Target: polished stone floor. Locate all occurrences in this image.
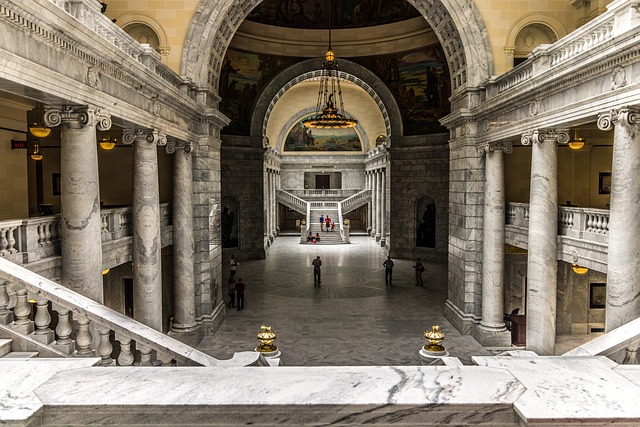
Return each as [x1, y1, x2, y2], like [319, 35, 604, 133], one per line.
[197, 236, 595, 366]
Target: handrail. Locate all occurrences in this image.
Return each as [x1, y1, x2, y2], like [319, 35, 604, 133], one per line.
[564, 316, 640, 364]
[0, 256, 265, 367]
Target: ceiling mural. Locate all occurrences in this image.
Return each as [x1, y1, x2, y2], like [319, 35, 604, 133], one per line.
[220, 44, 450, 137]
[246, 0, 421, 29]
[284, 116, 362, 152]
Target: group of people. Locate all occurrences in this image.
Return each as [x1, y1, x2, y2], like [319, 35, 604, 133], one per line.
[309, 255, 426, 287]
[318, 214, 336, 232]
[227, 255, 245, 310]
[307, 232, 322, 243]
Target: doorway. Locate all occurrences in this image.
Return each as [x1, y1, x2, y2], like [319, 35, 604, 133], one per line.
[316, 175, 330, 189]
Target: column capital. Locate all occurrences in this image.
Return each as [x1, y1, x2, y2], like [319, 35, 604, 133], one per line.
[521, 129, 570, 146]
[477, 142, 513, 156]
[166, 139, 193, 154]
[597, 107, 639, 131]
[44, 105, 111, 130]
[122, 129, 167, 146]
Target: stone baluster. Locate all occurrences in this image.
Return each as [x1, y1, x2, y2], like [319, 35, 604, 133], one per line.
[11, 288, 34, 334]
[138, 344, 153, 366]
[45, 105, 111, 304]
[75, 314, 94, 355]
[0, 280, 13, 324]
[474, 142, 512, 346]
[53, 308, 75, 354]
[123, 128, 165, 332]
[0, 228, 8, 255]
[166, 140, 198, 334]
[521, 129, 569, 355]
[157, 351, 175, 366]
[32, 297, 54, 344]
[597, 108, 640, 338]
[97, 326, 114, 365]
[116, 334, 135, 366]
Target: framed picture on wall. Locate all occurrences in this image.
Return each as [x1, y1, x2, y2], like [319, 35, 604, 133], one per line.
[599, 172, 611, 194]
[590, 283, 606, 309]
[52, 173, 61, 196]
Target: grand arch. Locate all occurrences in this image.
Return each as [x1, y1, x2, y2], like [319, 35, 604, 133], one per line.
[181, 0, 493, 98]
[249, 59, 403, 140]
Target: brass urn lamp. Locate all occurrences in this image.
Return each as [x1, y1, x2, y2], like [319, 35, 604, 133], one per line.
[256, 325, 277, 353]
[423, 325, 445, 352]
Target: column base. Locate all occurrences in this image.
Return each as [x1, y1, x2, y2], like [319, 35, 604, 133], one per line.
[32, 330, 56, 345]
[11, 321, 34, 335]
[0, 311, 13, 325]
[471, 323, 511, 347]
[375, 233, 381, 242]
[168, 324, 204, 348]
[444, 299, 478, 335]
[419, 347, 449, 365]
[52, 340, 75, 355]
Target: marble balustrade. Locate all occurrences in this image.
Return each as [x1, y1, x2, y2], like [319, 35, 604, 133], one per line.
[340, 188, 371, 214]
[287, 189, 360, 198]
[0, 257, 265, 367]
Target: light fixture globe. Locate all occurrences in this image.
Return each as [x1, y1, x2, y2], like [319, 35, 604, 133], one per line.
[30, 144, 43, 161]
[572, 263, 588, 275]
[569, 129, 586, 150]
[27, 102, 51, 138]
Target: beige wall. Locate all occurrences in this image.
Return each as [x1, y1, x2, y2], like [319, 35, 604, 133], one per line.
[0, 100, 30, 220]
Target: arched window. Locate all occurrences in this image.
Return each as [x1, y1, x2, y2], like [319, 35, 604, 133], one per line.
[416, 195, 436, 248]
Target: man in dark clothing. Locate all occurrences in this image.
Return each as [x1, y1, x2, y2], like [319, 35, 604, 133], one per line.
[319, 214, 324, 231]
[383, 256, 394, 285]
[413, 258, 425, 286]
[235, 278, 246, 310]
[312, 256, 322, 287]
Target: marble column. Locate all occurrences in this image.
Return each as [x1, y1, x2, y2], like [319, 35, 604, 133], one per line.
[379, 169, 386, 246]
[367, 172, 372, 235]
[123, 129, 166, 331]
[597, 108, 640, 332]
[267, 170, 273, 241]
[375, 169, 383, 241]
[167, 140, 197, 332]
[371, 171, 378, 237]
[44, 106, 111, 303]
[521, 129, 569, 355]
[473, 142, 512, 346]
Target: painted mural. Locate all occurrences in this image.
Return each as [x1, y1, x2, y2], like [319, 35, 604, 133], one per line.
[220, 50, 298, 135]
[353, 45, 450, 135]
[220, 45, 450, 137]
[246, 0, 421, 29]
[284, 118, 362, 152]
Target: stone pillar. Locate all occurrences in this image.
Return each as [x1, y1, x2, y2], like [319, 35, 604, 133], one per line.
[473, 142, 512, 346]
[366, 172, 372, 235]
[371, 170, 378, 237]
[597, 108, 640, 331]
[379, 169, 386, 246]
[521, 129, 569, 355]
[276, 171, 281, 234]
[271, 170, 276, 238]
[167, 140, 197, 333]
[376, 169, 383, 241]
[44, 106, 111, 303]
[123, 129, 166, 331]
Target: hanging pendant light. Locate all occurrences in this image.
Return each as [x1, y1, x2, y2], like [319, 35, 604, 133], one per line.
[569, 128, 585, 150]
[27, 102, 51, 138]
[302, 0, 357, 130]
[30, 144, 43, 161]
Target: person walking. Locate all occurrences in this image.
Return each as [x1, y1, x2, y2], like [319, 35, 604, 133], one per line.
[319, 214, 324, 231]
[413, 258, 425, 286]
[312, 255, 322, 287]
[230, 255, 238, 281]
[235, 278, 246, 310]
[227, 279, 236, 308]
[383, 255, 394, 285]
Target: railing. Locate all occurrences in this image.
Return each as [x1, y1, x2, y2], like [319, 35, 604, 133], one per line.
[564, 316, 640, 365]
[276, 190, 307, 215]
[507, 202, 609, 243]
[0, 257, 265, 367]
[309, 201, 338, 210]
[0, 204, 171, 265]
[340, 189, 371, 215]
[287, 189, 360, 199]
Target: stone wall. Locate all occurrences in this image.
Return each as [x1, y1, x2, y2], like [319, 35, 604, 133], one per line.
[387, 134, 449, 262]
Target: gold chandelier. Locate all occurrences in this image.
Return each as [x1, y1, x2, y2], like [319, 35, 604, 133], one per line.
[302, 1, 357, 130]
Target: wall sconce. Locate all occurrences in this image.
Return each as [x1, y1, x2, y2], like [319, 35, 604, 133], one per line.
[568, 129, 586, 150]
[30, 144, 43, 161]
[27, 102, 51, 138]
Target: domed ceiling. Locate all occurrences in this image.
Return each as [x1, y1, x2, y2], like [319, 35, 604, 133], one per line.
[246, 0, 422, 30]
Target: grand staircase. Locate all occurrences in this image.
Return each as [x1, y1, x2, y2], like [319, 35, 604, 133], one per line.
[306, 210, 342, 245]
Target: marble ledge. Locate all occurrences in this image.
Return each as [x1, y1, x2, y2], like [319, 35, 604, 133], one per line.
[472, 355, 640, 424]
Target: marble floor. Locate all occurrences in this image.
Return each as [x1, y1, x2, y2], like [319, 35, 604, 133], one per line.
[197, 236, 595, 366]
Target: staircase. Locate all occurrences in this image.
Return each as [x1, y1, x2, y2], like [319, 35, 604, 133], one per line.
[0, 338, 39, 359]
[306, 212, 343, 245]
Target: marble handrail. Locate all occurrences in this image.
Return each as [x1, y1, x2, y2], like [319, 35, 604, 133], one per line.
[340, 189, 371, 214]
[275, 190, 307, 215]
[0, 204, 172, 265]
[287, 189, 360, 198]
[0, 257, 265, 367]
[563, 316, 640, 364]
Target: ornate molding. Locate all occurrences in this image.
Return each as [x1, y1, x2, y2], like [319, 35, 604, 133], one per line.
[477, 142, 513, 156]
[43, 106, 111, 130]
[521, 129, 570, 145]
[166, 139, 193, 154]
[122, 129, 167, 146]
[611, 65, 627, 90]
[597, 107, 639, 131]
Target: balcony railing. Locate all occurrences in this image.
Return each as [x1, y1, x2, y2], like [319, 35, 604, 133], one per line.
[0, 204, 171, 266]
[287, 189, 360, 199]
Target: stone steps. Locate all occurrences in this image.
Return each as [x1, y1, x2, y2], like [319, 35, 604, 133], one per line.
[0, 338, 39, 359]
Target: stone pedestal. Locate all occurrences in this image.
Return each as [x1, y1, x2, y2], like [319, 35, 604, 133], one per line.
[419, 347, 449, 365]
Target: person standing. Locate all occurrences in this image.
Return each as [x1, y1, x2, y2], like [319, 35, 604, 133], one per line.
[383, 255, 394, 285]
[312, 255, 322, 287]
[235, 278, 246, 310]
[413, 258, 425, 286]
[227, 279, 236, 308]
[230, 255, 238, 281]
[319, 214, 324, 231]
[325, 215, 331, 232]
